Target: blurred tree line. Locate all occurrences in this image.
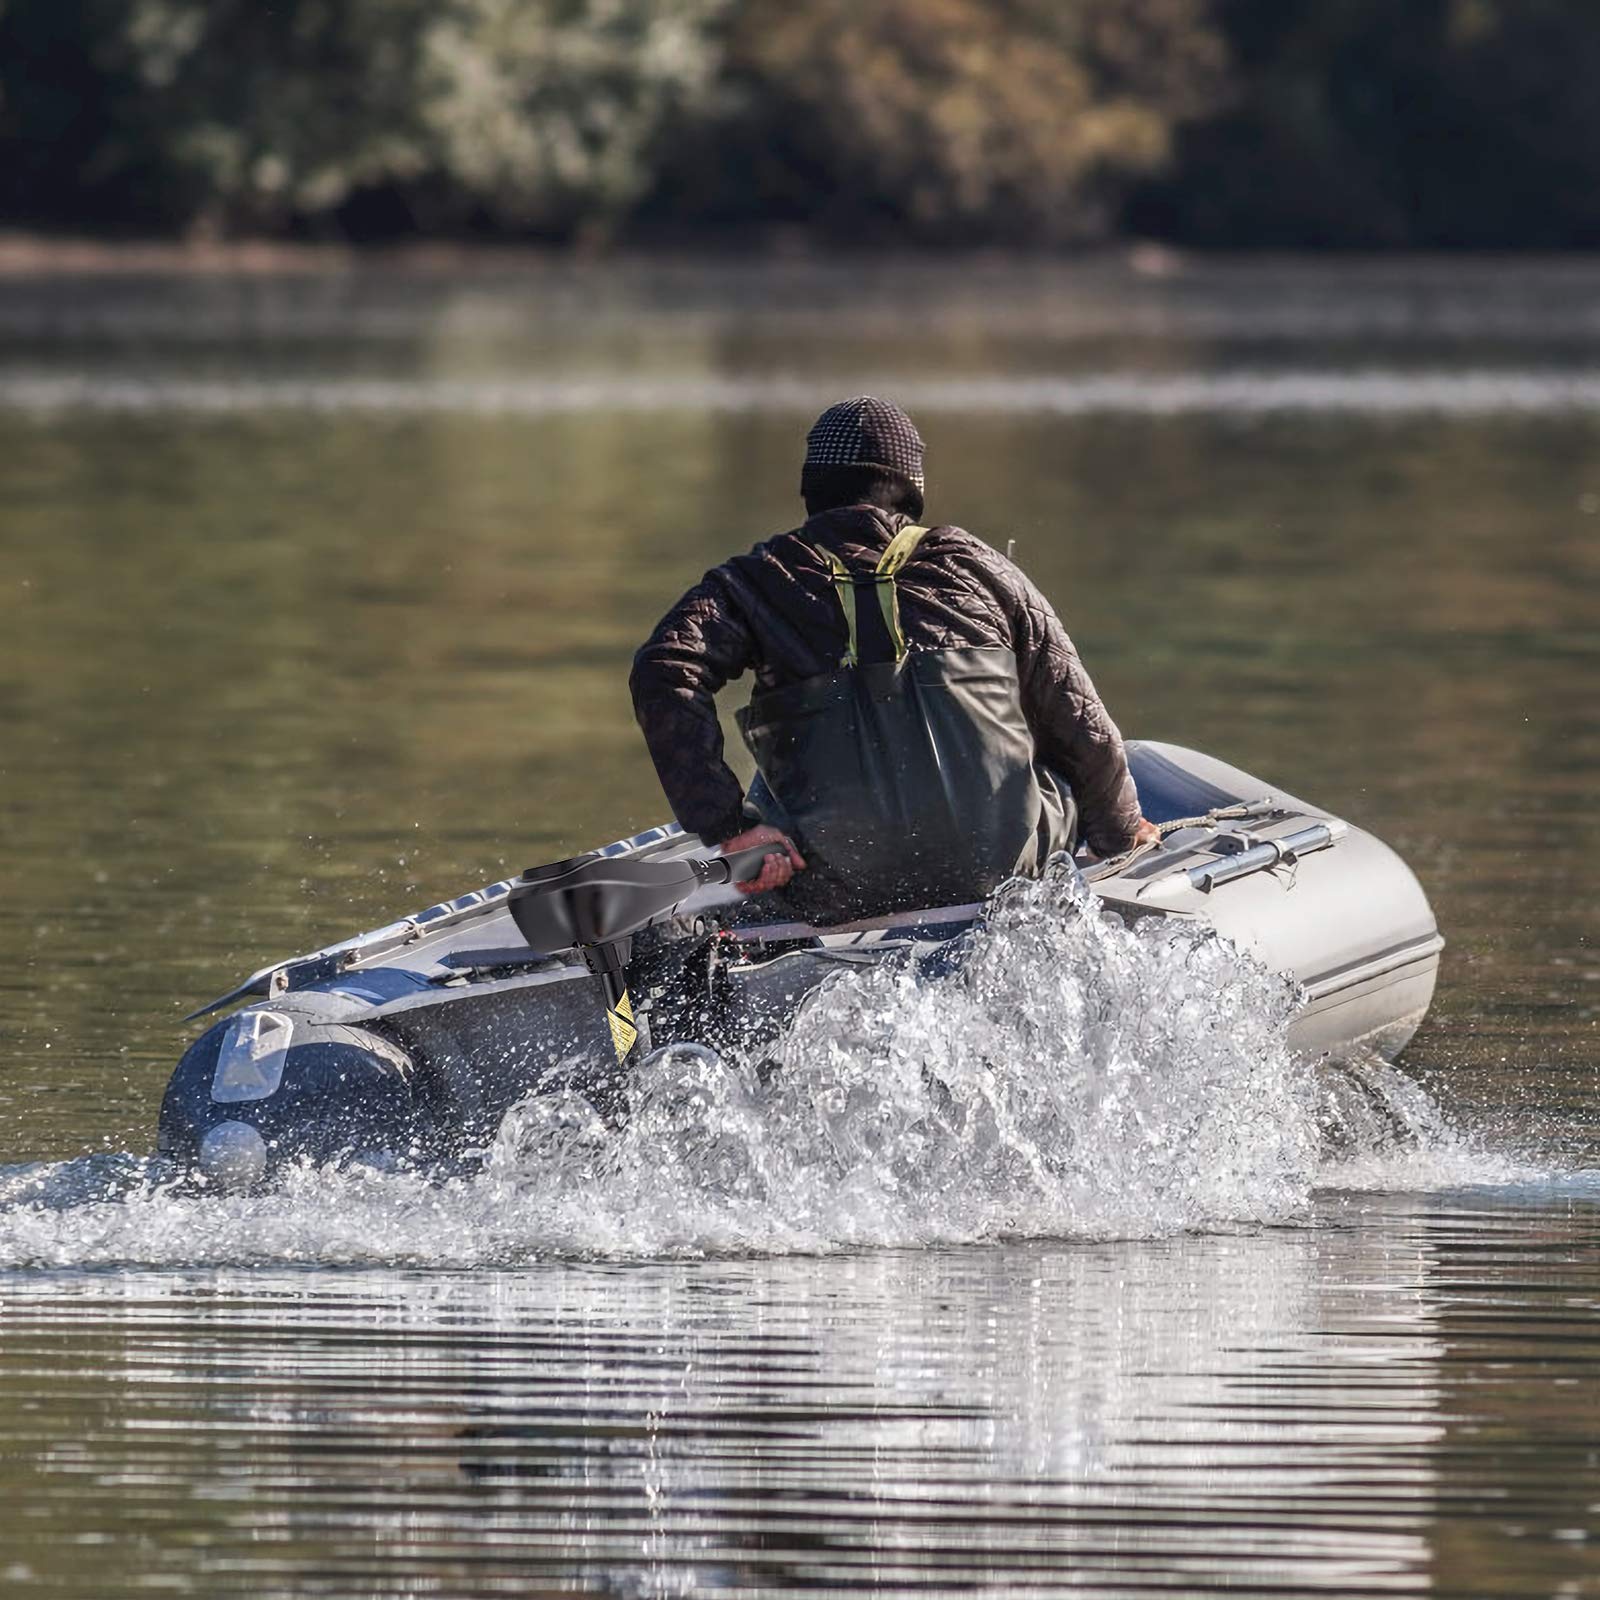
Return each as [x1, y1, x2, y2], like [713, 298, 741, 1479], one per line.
[2, 0, 1598, 249]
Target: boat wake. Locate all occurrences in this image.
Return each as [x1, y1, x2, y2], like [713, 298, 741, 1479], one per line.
[0, 868, 1497, 1269]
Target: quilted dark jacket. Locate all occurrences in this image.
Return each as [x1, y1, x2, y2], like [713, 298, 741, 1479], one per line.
[629, 505, 1143, 856]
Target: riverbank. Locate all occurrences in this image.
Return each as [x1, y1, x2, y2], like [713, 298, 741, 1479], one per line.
[12, 231, 1600, 285]
[0, 230, 1210, 279]
[0, 232, 561, 277]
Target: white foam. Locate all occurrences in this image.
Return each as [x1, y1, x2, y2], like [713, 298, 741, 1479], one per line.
[0, 867, 1486, 1269]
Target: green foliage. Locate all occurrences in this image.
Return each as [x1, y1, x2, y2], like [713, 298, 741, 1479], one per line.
[1, 0, 730, 238]
[0, 0, 440, 232]
[2, 0, 1600, 246]
[0, 0, 169, 228]
[418, 0, 732, 237]
[120, 0, 437, 231]
[650, 0, 1226, 242]
[1134, 0, 1600, 247]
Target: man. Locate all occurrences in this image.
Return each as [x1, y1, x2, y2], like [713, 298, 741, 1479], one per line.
[630, 396, 1156, 922]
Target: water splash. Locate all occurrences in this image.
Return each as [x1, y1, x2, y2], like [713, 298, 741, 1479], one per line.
[0, 867, 1482, 1268]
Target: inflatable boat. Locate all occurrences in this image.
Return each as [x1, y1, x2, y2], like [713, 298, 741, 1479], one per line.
[158, 742, 1444, 1188]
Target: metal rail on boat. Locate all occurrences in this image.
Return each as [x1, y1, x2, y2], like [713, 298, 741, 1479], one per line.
[1185, 821, 1343, 892]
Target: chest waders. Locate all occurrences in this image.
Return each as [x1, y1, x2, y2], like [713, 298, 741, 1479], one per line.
[736, 526, 1071, 923]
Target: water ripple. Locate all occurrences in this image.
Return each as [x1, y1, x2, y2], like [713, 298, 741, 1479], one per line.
[5, 1210, 1599, 1598]
[8, 368, 1600, 417]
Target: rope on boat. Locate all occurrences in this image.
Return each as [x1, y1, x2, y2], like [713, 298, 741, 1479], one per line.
[1081, 796, 1279, 882]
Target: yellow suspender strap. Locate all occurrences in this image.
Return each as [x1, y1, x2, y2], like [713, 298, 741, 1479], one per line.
[819, 546, 860, 666]
[872, 523, 928, 662]
[819, 525, 929, 667]
[876, 523, 929, 578]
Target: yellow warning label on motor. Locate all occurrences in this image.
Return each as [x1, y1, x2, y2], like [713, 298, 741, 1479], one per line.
[607, 992, 638, 1061]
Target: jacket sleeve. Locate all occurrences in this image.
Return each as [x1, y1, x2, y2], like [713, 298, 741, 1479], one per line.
[1006, 567, 1143, 857]
[629, 570, 756, 846]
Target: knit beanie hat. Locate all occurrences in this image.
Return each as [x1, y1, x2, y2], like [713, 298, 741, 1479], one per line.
[800, 396, 926, 497]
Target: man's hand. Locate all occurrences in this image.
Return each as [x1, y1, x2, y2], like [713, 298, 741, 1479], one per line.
[1133, 816, 1162, 848]
[721, 824, 806, 895]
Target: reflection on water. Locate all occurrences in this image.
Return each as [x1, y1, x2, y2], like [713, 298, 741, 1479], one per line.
[3, 1198, 1599, 1597]
[0, 259, 1597, 1595]
[10, 255, 1600, 348]
[13, 369, 1600, 416]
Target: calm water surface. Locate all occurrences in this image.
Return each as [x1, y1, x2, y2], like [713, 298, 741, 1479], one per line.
[0, 258, 1597, 1595]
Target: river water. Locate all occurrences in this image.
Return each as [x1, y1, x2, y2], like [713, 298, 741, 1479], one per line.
[0, 256, 1597, 1595]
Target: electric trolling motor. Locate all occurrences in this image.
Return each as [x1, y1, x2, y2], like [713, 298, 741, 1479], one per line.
[507, 843, 784, 1069]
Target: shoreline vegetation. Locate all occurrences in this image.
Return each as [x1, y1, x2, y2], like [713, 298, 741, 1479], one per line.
[5, 2, 1600, 256]
[0, 232, 1203, 276]
[9, 234, 1600, 283]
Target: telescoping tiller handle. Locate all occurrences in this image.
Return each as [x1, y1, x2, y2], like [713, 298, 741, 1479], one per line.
[506, 843, 788, 1069]
[712, 842, 792, 889]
